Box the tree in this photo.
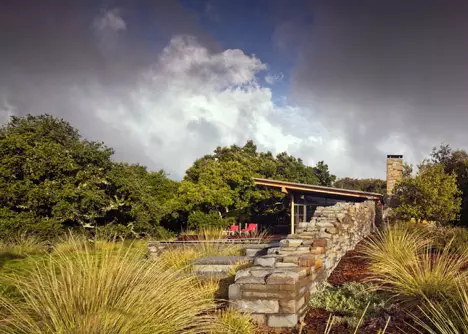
[334,178,386,195]
[431,144,468,226]
[393,162,461,224]
[0,114,175,238]
[177,141,336,229]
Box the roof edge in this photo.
[253,177,384,201]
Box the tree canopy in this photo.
[175,141,336,229]
[0,115,176,238]
[393,161,461,224]
[333,177,386,195]
[0,115,337,236]
[431,144,468,226]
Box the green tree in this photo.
[334,177,386,195]
[431,144,468,226]
[177,141,336,229]
[393,162,461,224]
[0,114,175,238]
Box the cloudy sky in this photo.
[2,0,468,179]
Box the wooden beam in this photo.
[290,192,295,235]
[254,179,382,201]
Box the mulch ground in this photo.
[257,241,422,334]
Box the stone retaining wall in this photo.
[229,200,378,328]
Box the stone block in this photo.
[250,267,273,278]
[267,314,298,328]
[275,262,297,268]
[236,276,266,284]
[254,256,276,267]
[228,284,242,300]
[243,290,290,299]
[296,246,311,253]
[285,239,304,247]
[282,255,299,263]
[298,254,316,267]
[310,247,325,254]
[312,239,327,247]
[235,299,279,313]
[317,221,335,228]
[301,239,313,246]
[266,271,300,285]
[279,299,296,313]
[235,269,251,281]
[242,283,296,292]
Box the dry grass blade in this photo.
[409,283,468,334]
[0,240,217,334]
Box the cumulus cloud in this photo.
[73,35,333,178]
[0,0,392,180]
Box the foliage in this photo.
[211,308,255,334]
[0,114,176,238]
[0,240,218,334]
[334,178,386,195]
[430,226,468,253]
[393,162,461,224]
[177,140,336,229]
[362,223,468,305]
[309,282,387,327]
[410,283,468,334]
[431,144,468,226]
[187,210,227,229]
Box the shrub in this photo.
[0,241,216,333]
[309,282,387,326]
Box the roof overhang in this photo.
[253,178,384,204]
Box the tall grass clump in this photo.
[362,223,468,304]
[0,241,216,333]
[361,222,432,270]
[410,282,468,334]
[210,308,256,334]
[0,233,47,256]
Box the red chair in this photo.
[241,223,257,235]
[229,225,239,235]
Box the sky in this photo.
[2,0,468,180]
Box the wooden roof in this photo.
[253,178,384,203]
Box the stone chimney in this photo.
[386,155,403,195]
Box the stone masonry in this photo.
[229,200,378,328]
[386,155,403,195]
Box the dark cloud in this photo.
[288,0,468,175]
[0,0,219,176]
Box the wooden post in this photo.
[290,192,295,235]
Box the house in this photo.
[253,155,403,234]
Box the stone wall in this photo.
[229,200,378,328]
